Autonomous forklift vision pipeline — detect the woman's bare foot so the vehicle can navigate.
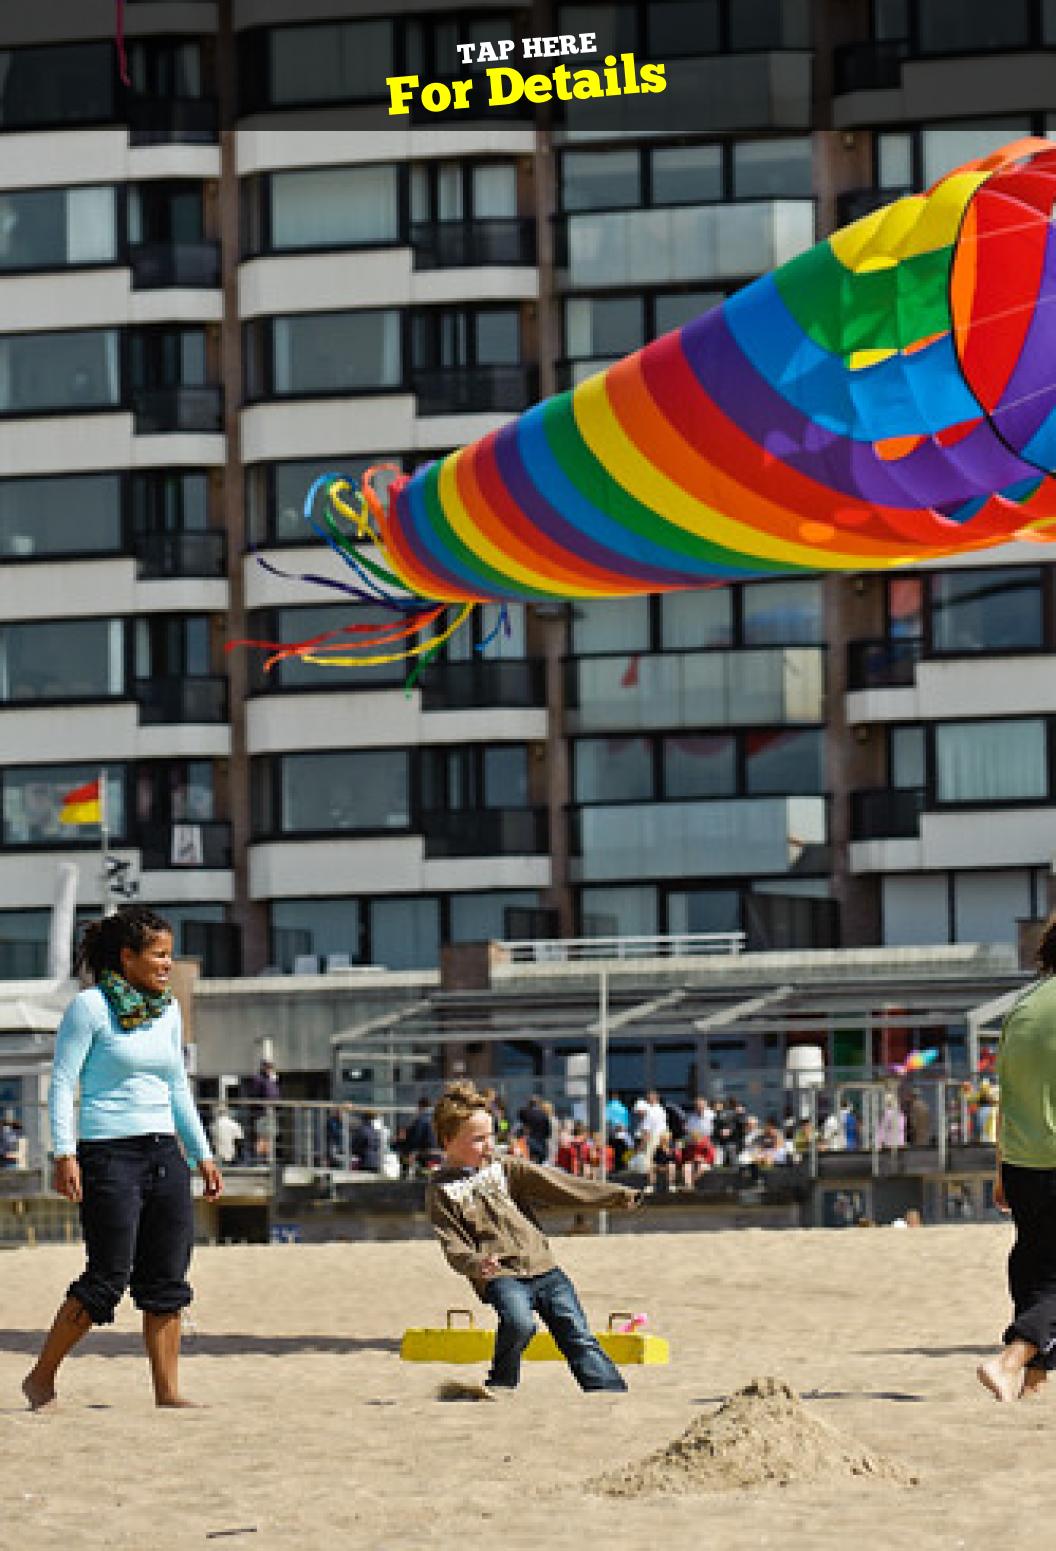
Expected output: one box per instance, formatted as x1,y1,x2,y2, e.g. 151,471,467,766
1022,1368,1048,1399
977,1355,1025,1402
156,1396,204,1408
22,1373,59,1411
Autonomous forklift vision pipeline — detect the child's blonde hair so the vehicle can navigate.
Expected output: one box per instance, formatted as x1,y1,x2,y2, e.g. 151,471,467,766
434,1080,489,1147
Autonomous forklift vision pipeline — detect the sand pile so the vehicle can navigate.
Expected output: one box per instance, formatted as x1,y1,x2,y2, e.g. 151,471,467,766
594,1377,918,1496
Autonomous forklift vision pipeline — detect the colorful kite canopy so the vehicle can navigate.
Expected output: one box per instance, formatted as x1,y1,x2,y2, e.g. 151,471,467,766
238,137,1056,671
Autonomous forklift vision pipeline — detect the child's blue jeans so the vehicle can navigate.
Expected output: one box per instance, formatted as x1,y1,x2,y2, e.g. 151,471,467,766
483,1267,627,1391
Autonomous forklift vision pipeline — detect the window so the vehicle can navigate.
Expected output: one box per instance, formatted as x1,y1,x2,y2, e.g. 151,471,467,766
729,0,810,49
0,329,119,414
257,605,407,690
272,898,362,969
744,728,823,794
921,122,1031,187
131,471,208,536
0,909,49,976
128,182,205,245
935,721,1048,803
419,745,530,810
571,597,650,654
277,750,410,833
733,138,813,198
246,455,405,545
883,874,950,946
580,885,658,937
0,186,116,271
660,588,733,649
268,20,393,105
0,473,121,559
575,737,654,802
135,616,210,680
449,891,540,942
411,308,521,370
129,326,207,391
561,149,641,212
269,165,399,251
268,311,401,396
742,580,824,644
647,0,720,55
663,735,736,797
667,888,740,933
916,0,1029,55
0,43,114,130
953,871,1033,945
370,896,440,970
0,619,123,703
3,765,124,845
135,761,215,825
653,290,724,333
890,726,926,789
931,568,1043,653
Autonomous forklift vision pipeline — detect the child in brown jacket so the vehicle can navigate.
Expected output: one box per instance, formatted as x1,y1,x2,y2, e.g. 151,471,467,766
426,1081,642,1395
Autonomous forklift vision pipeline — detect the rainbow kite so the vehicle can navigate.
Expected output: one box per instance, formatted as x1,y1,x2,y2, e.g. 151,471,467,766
238,137,1056,670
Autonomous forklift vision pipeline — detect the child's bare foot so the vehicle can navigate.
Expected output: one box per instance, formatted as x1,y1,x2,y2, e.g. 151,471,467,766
22,1373,58,1411
1022,1368,1048,1399
977,1355,1025,1402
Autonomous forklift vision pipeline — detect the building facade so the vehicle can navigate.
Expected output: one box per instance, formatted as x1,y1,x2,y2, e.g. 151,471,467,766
0,0,1054,979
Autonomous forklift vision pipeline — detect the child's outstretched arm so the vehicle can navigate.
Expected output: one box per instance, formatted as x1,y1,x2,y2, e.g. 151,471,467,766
508,1157,643,1215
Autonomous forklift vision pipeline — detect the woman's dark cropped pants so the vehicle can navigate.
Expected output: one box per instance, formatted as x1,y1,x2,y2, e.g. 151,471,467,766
68,1134,195,1325
1002,1162,1056,1369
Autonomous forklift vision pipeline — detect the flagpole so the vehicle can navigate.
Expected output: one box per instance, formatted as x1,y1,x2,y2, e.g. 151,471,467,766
99,767,112,917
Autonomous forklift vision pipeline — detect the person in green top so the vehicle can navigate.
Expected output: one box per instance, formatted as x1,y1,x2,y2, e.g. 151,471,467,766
978,912,1056,1402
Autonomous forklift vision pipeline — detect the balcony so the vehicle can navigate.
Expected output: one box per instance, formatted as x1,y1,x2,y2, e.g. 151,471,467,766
411,365,537,417
137,819,232,870
134,675,227,724
133,531,227,580
410,219,536,270
565,648,825,732
131,385,223,435
129,241,221,290
127,96,219,146
833,39,909,95
570,795,830,881
850,787,925,842
421,806,548,860
419,658,545,712
847,637,921,692
557,201,816,290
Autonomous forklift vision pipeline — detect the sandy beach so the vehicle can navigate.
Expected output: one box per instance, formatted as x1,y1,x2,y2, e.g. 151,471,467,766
1,1223,1049,1549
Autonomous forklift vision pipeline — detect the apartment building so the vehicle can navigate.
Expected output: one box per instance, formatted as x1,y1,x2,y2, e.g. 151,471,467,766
0,0,1053,980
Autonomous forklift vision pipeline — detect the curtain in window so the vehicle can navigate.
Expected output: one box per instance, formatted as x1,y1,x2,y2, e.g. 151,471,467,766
935,721,1047,802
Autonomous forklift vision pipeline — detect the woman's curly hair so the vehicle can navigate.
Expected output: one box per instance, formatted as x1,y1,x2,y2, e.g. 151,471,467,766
75,904,172,982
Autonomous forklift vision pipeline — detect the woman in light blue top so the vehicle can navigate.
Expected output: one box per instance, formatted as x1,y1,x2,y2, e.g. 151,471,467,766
23,905,222,1411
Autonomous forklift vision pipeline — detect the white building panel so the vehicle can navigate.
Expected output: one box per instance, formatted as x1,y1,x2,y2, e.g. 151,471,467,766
245,690,546,753
0,130,128,190
0,415,133,475
127,289,224,325
235,125,535,176
239,252,415,317
0,270,132,332
921,808,1056,870
138,870,234,904
421,857,551,891
240,398,416,462
248,835,425,896
131,434,227,467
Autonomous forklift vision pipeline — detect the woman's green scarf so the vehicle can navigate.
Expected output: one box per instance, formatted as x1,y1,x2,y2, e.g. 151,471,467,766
98,969,172,1030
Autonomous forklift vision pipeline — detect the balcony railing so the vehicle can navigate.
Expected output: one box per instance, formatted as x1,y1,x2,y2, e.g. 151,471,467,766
565,647,826,731
129,240,221,290
833,39,910,94
410,219,536,270
127,96,219,145
419,657,545,711
411,364,537,416
421,806,548,859
137,819,232,870
133,530,227,579
134,675,227,724
131,385,223,435
850,786,925,842
847,637,921,691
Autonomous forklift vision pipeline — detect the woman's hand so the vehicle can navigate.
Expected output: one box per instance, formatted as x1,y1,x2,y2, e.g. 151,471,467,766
53,1156,82,1203
994,1172,1009,1213
198,1159,223,1200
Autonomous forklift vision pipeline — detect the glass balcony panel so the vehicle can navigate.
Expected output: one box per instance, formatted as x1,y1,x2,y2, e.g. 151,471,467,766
569,648,824,731
565,200,814,288
575,795,828,879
